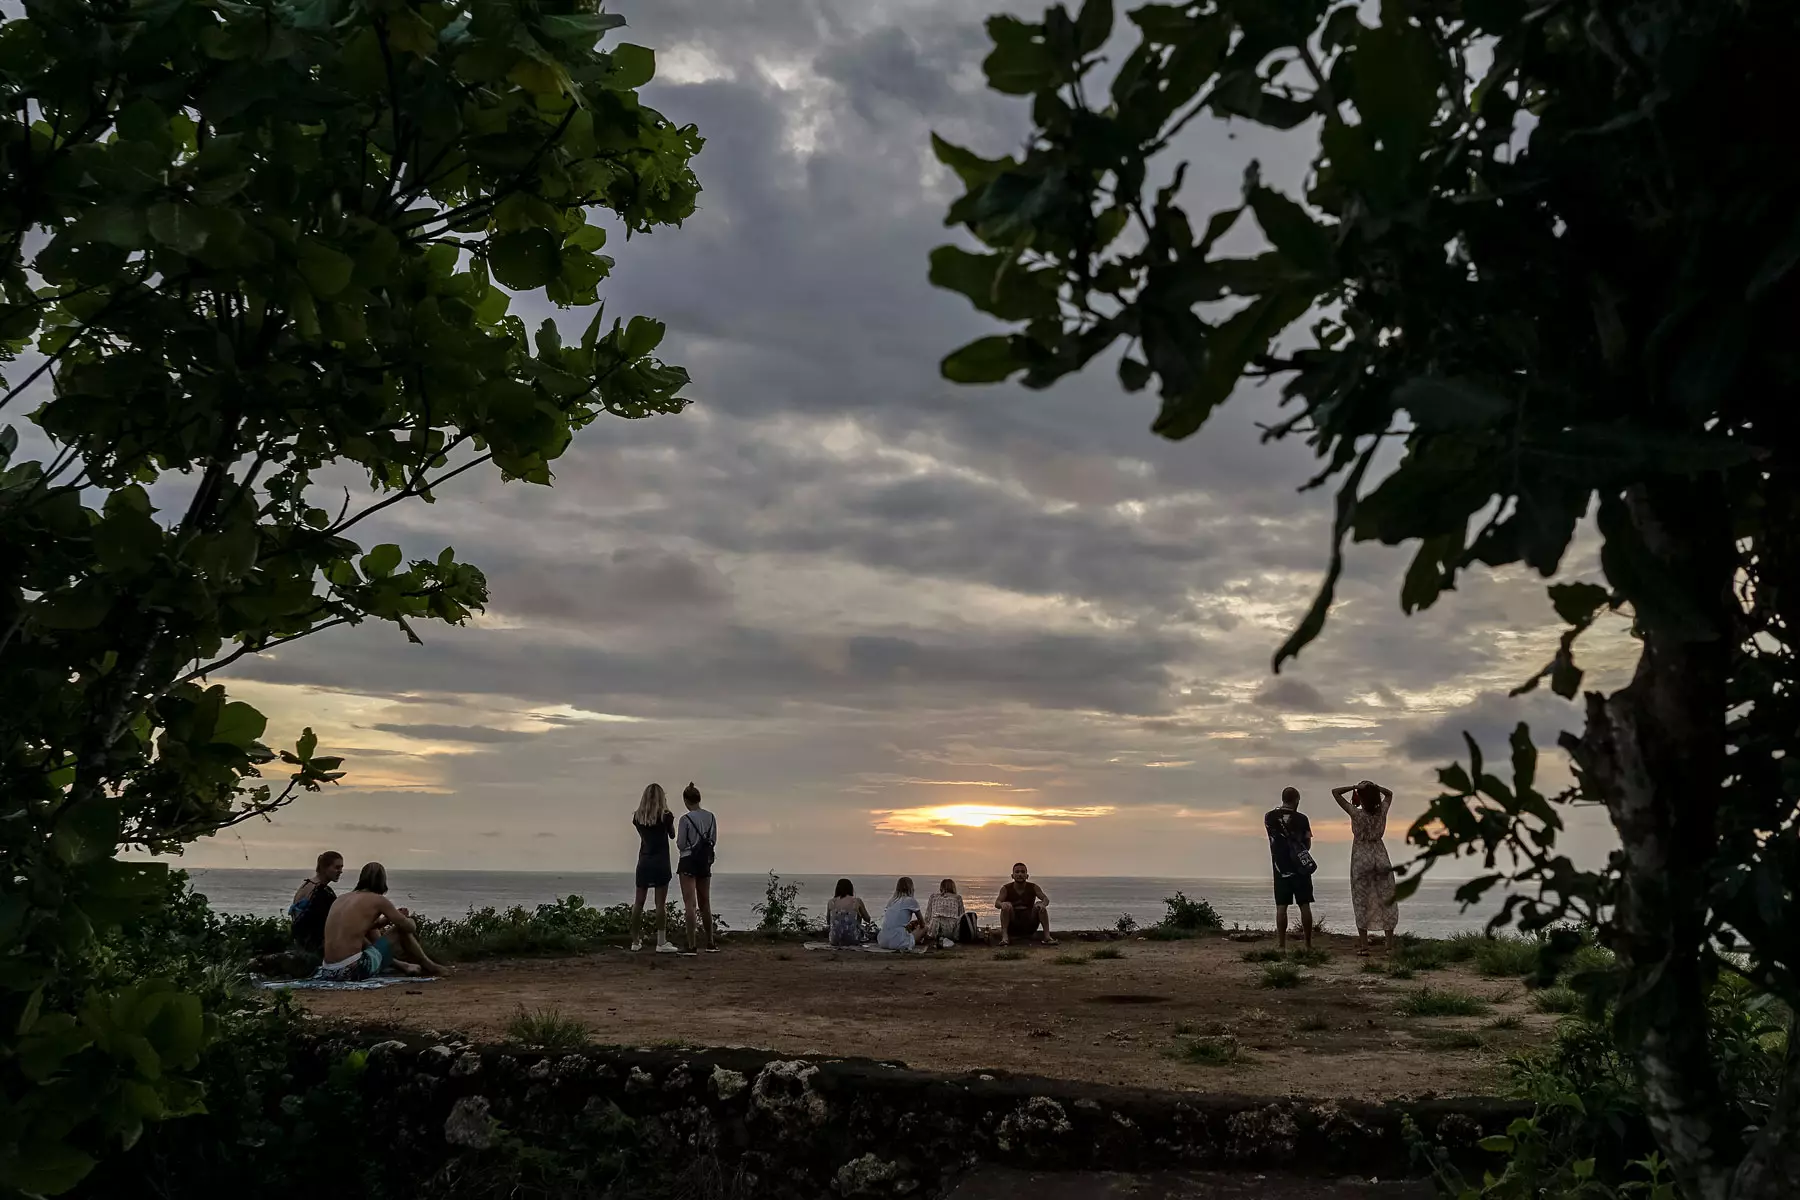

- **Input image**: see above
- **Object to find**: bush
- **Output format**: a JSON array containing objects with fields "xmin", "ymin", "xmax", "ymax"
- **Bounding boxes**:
[
  {"xmin": 1531, "ymin": 985, "xmax": 1583, "ymax": 1015},
  {"xmin": 1157, "ymin": 891, "xmax": 1221, "ymax": 933},
  {"xmin": 1398, "ymin": 987, "xmax": 1492, "ymax": 1017},
  {"xmin": 414, "ymin": 895, "xmax": 637, "ymax": 962},
  {"xmin": 751, "ymin": 871, "xmax": 812, "ymax": 934},
  {"xmin": 506, "ymin": 1007, "xmax": 591, "ymax": 1052},
  {"xmin": 1473, "ymin": 935, "xmax": 1544, "ymax": 979},
  {"xmin": 1260, "ymin": 963, "xmax": 1304, "ymax": 989},
  {"xmin": 1115, "ymin": 913, "xmax": 1139, "ymax": 934}
]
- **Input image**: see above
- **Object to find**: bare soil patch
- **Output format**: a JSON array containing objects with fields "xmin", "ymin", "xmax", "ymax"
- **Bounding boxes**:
[{"xmin": 297, "ymin": 932, "xmax": 1552, "ymax": 1098}]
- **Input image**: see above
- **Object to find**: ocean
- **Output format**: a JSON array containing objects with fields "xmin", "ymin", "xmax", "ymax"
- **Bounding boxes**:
[{"xmin": 188, "ymin": 868, "xmax": 1504, "ymax": 938}]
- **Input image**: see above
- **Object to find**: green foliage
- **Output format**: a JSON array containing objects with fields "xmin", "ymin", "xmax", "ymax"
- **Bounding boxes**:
[
  {"xmin": 750, "ymin": 871, "xmax": 812, "ymax": 935},
  {"xmin": 1114, "ymin": 912, "xmax": 1138, "ymax": 934},
  {"xmin": 0, "ymin": 0, "xmax": 702, "ymax": 1188},
  {"xmin": 505, "ymin": 1006, "xmax": 591, "ymax": 1052},
  {"xmin": 1288, "ymin": 947, "xmax": 1331, "ymax": 968},
  {"xmin": 1177, "ymin": 1034, "xmax": 1242, "ymax": 1066},
  {"xmin": 1532, "ymin": 986, "xmax": 1583, "ymax": 1016},
  {"xmin": 1398, "ymin": 987, "xmax": 1491, "ymax": 1018},
  {"xmin": 936, "ymin": 0, "xmax": 1800, "ymax": 1190},
  {"xmin": 416, "ymin": 895, "xmax": 641, "ymax": 963},
  {"xmin": 1053, "ymin": 952, "xmax": 1089, "ymax": 965},
  {"xmin": 1258, "ymin": 962, "xmax": 1303, "ymax": 989},
  {"xmin": 1090, "ymin": 945, "xmax": 1125, "ymax": 961},
  {"xmin": 993, "ymin": 948, "xmax": 1026, "ymax": 962},
  {"xmin": 1157, "ymin": 890, "xmax": 1221, "ymax": 932}
]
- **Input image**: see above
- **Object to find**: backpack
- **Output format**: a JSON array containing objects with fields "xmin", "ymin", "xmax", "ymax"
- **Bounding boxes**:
[{"xmin": 684, "ymin": 813, "xmax": 716, "ymax": 867}]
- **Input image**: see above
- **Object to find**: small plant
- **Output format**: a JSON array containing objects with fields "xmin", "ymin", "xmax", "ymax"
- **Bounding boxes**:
[
  {"xmin": 1398, "ymin": 987, "xmax": 1492, "ymax": 1017},
  {"xmin": 1115, "ymin": 912, "xmax": 1139, "ymax": 934},
  {"xmin": 751, "ymin": 871, "xmax": 811, "ymax": 935},
  {"xmin": 993, "ymin": 948, "xmax": 1026, "ymax": 961},
  {"xmin": 1054, "ymin": 952, "xmax": 1089, "ymax": 965},
  {"xmin": 1531, "ymin": 985, "xmax": 1583, "ymax": 1014},
  {"xmin": 1297, "ymin": 1015, "xmax": 1331, "ymax": 1032},
  {"xmin": 1090, "ymin": 946, "xmax": 1125, "ymax": 960},
  {"xmin": 1289, "ymin": 947, "xmax": 1332, "ymax": 967},
  {"xmin": 1241, "ymin": 947, "xmax": 1286, "ymax": 963},
  {"xmin": 1178, "ymin": 1034, "xmax": 1243, "ymax": 1066},
  {"xmin": 1260, "ymin": 962, "xmax": 1304, "ymax": 989},
  {"xmin": 506, "ymin": 1006, "xmax": 590, "ymax": 1052},
  {"xmin": 1473, "ymin": 935, "xmax": 1544, "ymax": 978},
  {"xmin": 1487, "ymin": 1015, "xmax": 1525, "ymax": 1031},
  {"xmin": 1159, "ymin": 891, "xmax": 1222, "ymax": 932},
  {"xmin": 1424, "ymin": 1029, "xmax": 1486, "ymax": 1051}
]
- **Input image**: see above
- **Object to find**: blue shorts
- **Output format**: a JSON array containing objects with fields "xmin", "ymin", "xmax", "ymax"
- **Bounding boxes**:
[{"xmin": 316, "ymin": 935, "xmax": 393, "ymax": 982}]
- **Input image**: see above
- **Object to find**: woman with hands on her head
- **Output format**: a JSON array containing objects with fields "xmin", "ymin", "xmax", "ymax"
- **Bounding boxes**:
[{"xmin": 1332, "ymin": 779, "xmax": 1399, "ymax": 956}]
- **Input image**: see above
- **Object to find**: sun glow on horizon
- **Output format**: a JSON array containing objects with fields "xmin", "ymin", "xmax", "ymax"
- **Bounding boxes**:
[{"xmin": 871, "ymin": 803, "xmax": 1117, "ymax": 837}]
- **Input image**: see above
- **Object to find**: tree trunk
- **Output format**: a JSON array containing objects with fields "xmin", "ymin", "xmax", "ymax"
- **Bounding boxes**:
[{"xmin": 1567, "ymin": 481, "xmax": 1739, "ymax": 1200}]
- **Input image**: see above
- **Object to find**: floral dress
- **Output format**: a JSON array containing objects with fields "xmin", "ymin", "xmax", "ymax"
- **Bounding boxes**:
[{"xmin": 1349, "ymin": 796, "xmax": 1400, "ymax": 933}]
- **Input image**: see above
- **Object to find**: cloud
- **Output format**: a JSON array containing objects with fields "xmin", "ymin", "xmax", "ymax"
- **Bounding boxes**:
[
  {"xmin": 872, "ymin": 804, "xmax": 1117, "ymax": 837},
  {"xmin": 1236, "ymin": 757, "xmax": 1331, "ymax": 779},
  {"xmin": 1397, "ymin": 691, "xmax": 1584, "ymax": 765},
  {"xmin": 334, "ymin": 823, "xmax": 402, "ymax": 834},
  {"xmin": 1252, "ymin": 679, "xmax": 1332, "ymax": 712},
  {"xmin": 368, "ymin": 723, "xmax": 537, "ymax": 744}
]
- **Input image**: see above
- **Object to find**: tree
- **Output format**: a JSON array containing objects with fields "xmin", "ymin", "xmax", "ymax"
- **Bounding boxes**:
[
  {"xmin": 0, "ymin": 0, "xmax": 700, "ymax": 1192},
  {"xmin": 931, "ymin": 1, "xmax": 1797, "ymax": 1197}
]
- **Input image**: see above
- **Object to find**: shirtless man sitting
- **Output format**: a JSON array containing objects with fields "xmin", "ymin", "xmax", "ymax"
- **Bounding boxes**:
[
  {"xmin": 318, "ymin": 861, "xmax": 449, "ymax": 980},
  {"xmin": 995, "ymin": 862, "xmax": 1056, "ymax": 947}
]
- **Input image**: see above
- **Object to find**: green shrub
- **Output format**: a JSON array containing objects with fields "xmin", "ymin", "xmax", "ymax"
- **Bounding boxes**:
[
  {"xmin": 1531, "ymin": 985, "xmax": 1583, "ymax": 1015},
  {"xmin": 415, "ymin": 895, "xmax": 637, "ymax": 962},
  {"xmin": 506, "ymin": 1006, "xmax": 591, "ymax": 1052},
  {"xmin": 751, "ymin": 871, "xmax": 812, "ymax": 934},
  {"xmin": 1473, "ymin": 936, "xmax": 1544, "ymax": 978},
  {"xmin": 1158, "ymin": 891, "xmax": 1222, "ymax": 932},
  {"xmin": 1488, "ymin": 1015, "xmax": 1526, "ymax": 1031},
  {"xmin": 1260, "ymin": 962, "xmax": 1304, "ymax": 989},
  {"xmin": 1177, "ymin": 1035, "xmax": 1243, "ymax": 1066},
  {"xmin": 1398, "ymin": 987, "xmax": 1492, "ymax": 1017},
  {"xmin": 1115, "ymin": 913, "xmax": 1139, "ymax": 934}
]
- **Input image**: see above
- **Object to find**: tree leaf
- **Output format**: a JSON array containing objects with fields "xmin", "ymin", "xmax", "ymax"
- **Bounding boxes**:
[
  {"xmin": 488, "ymin": 229, "xmax": 562, "ymax": 291},
  {"xmin": 1272, "ymin": 441, "xmax": 1376, "ymax": 671},
  {"xmin": 211, "ymin": 701, "xmax": 267, "ymax": 749},
  {"xmin": 146, "ymin": 202, "xmax": 210, "ymax": 254},
  {"xmin": 941, "ymin": 335, "xmax": 1024, "ymax": 384},
  {"xmin": 297, "ymin": 240, "xmax": 354, "ymax": 297},
  {"xmin": 1249, "ymin": 186, "xmax": 1333, "ymax": 274},
  {"xmin": 1548, "ymin": 581, "xmax": 1610, "ymax": 626},
  {"xmin": 1395, "ymin": 376, "xmax": 1512, "ymax": 432},
  {"xmin": 604, "ymin": 43, "xmax": 655, "ymax": 90}
]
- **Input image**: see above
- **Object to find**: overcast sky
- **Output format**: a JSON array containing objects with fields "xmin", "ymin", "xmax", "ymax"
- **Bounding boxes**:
[{"xmin": 165, "ymin": 0, "xmax": 1634, "ymax": 880}]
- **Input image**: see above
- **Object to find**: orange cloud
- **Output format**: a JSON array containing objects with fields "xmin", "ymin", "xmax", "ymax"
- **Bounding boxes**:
[{"xmin": 871, "ymin": 803, "xmax": 1116, "ymax": 837}]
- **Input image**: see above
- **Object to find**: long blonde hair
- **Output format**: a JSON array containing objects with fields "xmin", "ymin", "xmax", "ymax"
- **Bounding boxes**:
[
  {"xmin": 888, "ymin": 876, "xmax": 915, "ymax": 906},
  {"xmin": 634, "ymin": 783, "xmax": 668, "ymax": 826}
]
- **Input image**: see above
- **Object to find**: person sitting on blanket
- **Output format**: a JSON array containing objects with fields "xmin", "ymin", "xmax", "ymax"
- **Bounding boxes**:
[
  {"xmin": 318, "ymin": 862, "xmax": 449, "ymax": 980},
  {"xmin": 877, "ymin": 877, "xmax": 929, "ymax": 950},
  {"xmin": 923, "ymin": 879, "xmax": 977, "ymax": 946},
  {"xmin": 995, "ymin": 862, "xmax": 1056, "ymax": 946},
  {"xmin": 288, "ymin": 849, "xmax": 343, "ymax": 955},
  {"xmin": 826, "ymin": 878, "xmax": 872, "ymax": 947}
]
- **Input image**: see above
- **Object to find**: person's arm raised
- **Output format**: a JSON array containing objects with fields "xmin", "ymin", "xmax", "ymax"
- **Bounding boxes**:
[{"xmin": 1330, "ymin": 786, "xmax": 1356, "ymax": 815}]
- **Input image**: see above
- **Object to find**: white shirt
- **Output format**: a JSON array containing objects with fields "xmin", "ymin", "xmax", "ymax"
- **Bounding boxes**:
[{"xmin": 677, "ymin": 808, "xmax": 717, "ymax": 854}]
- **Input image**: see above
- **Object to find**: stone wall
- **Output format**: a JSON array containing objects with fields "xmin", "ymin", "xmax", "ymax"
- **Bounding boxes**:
[{"xmin": 305, "ymin": 1027, "xmax": 1525, "ymax": 1197}]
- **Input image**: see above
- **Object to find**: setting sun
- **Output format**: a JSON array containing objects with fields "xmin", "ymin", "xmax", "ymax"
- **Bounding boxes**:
[{"xmin": 871, "ymin": 804, "xmax": 1117, "ymax": 837}]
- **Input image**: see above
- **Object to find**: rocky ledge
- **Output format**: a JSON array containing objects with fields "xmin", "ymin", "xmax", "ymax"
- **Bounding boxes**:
[{"xmin": 308, "ymin": 1028, "xmax": 1524, "ymax": 1197}]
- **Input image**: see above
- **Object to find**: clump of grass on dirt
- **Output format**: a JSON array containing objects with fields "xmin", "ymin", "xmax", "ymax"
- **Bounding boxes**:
[
  {"xmin": 1531, "ymin": 984, "xmax": 1583, "ymax": 1014},
  {"xmin": 1487, "ymin": 1015, "xmax": 1525, "ymax": 1031},
  {"xmin": 506, "ymin": 1006, "xmax": 590, "ymax": 1051},
  {"xmin": 1423, "ymin": 1029, "xmax": 1487, "ymax": 1051},
  {"xmin": 1177, "ymin": 1034, "xmax": 1243, "ymax": 1066},
  {"xmin": 1473, "ymin": 935, "xmax": 1544, "ymax": 978},
  {"xmin": 993, "ymin": 948, "xmax": 1026, "ymax": 961},
  {"xmin": 1053, "ymin": 952, "xmax": 1089, "ymax": 966},
  {"xmin": 1297, "ymin": 1015, "xmax": 1331, "ymax": 1032},
  {"xmin": 1398, "ymin": 987, "xmax": 1492, "ymax": 1017},
  {"xmin": 1288, "ymin": 947, "xmax": 1332, "ymax": 967},
  {"xmin": 1090, "ymin": 946, "xmax": 1125, "ymax": 960},
  {"xmin": 1365, "ymin": 960, "xmax": 1416, "ymax": 979},
  {"xmin": 1241, "ymin": 947, "xmax": 1286, "ymax": 963},
  {"xmin": 1259, "ymin": 962, "xmax": 1304, "ymax": 989}
]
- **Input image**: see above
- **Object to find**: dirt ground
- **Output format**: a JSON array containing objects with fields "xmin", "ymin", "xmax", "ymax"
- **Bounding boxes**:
[{"xmin": 298, "ymin": 932, "xmax": 1555, "ymax": 1099}]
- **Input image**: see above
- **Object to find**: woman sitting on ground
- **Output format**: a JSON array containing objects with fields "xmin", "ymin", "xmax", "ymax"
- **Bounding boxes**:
[
  {"xmin": 923, "ymin": 878, "xmax": 975, "ymax": 945},
  {"xmin": 877, "ymin": 877, "xmax": 929, "ymax": 950},
  {"xmin": 826, "ymin": 878, "xmax": 872, "ymax": 947}
]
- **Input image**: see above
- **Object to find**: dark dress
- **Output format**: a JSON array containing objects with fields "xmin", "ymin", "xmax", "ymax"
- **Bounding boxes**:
[{"xmin": 634, "ymin": 812, "xmax": 675, "ymax": 888}]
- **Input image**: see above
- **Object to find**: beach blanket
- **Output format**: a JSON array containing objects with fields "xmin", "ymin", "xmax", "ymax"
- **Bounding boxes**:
[
  {"xmin": 801, "ymin": 942, "xmax": 925, "ymax": 954},
  {"xmin": 258, "ymin": 975, "xmax": 440, "ymax": 991}
]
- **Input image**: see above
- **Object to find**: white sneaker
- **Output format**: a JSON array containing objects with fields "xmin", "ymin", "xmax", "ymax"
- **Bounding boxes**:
[
  {"xmin": 631, "ymin": 940, "xmax": 644, "ymax": 952},
  {"xmin": 655, "ymin": 940, "xmax": 681, "ymax": 954}
]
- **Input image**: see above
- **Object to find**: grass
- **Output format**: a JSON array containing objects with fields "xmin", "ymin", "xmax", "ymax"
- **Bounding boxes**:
[
  {"xmin": 1241, "ymin": 947, "xmax": 1287, "ymax": 963},
  {"xmin": 1423, "ymin": 1029, "xmax": 1487, "ymax": 1051},
  {"xmin": 1053, "ymin": 952, "xmax": 1089, "ymax": 966},
  {"xmin": 993, "ymin": 948, "xmax": 1026, "ymax": 961},
  {"xmin": 1288, "ymin": 947, "xmax": 1332, "ymax": 967},
  {"xmin": 1259, "ymin": 962, "xmax": 1304, "ymax": 989},
  {"xmin": 1473, "ymin": 936, "xmax": 1544, "ymax": 978},
  {"xmin": 1397, "ymin": 987, "xmax": 1492, "ymax": 1017},
  {"xmin": 1487, "ymin": 1015, "xmax": 1525, "ymax": 1031},
  {"xmin": 1177, "ymin": 1035, "xmax": 1243, "ymax": 1066},
  {"xmin": 1365, "ymin": 960, "xmax": 1416, "ymax": 979},
  {"xmin": 1089, "ymin": 946, "xmax": 1126, "ymax": 960},
  {"xmin": 1243, "ymin": 946, "xmax": 1330, "ymax": 966},
  {"xmin": 1297, "ymin": 1015, "xmax": 1331, "ymax": 1032},
  {"xmin": 1531, "ymin": 984, "xmax": 1584, "ymax": 1014},
  {"xmin": 505, "ymin": 1006, "xmax": 590, "ymax": 1052}
]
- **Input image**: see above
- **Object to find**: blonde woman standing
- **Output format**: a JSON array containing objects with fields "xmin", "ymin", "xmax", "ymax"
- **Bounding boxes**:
[{"xmin": 631, "ymin": 783, "xmax": 680, "ymax": 953}]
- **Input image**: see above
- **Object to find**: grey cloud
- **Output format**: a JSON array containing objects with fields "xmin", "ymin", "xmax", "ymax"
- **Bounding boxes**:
[
  {"xmin": 1252, "ymin": 679, "xmax": 1332, "ymax": 712},
  {"xmin": 335, "ymin": 822, "xmax": 402, "ymax": 834},
  {"xmin": 1237, "ymin": 757, "xmax": 1330, "ymax": 779},
  {"xmin": 368, "ymin": 723, "xmax": 536, "ymax": 744},
  {"xmin": 1397, "ymin": 691, "xmax": 1583, "ymax": 765}
]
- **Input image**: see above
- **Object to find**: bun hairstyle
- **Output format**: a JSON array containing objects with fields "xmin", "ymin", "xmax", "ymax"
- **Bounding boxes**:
[
  {"xmin": 682, "ymin": 782, "xmax": 702, "ymax": 807},
  {"xmin": 1355, "ymin": 781, "xmax": 1382, "ymax": 812}
]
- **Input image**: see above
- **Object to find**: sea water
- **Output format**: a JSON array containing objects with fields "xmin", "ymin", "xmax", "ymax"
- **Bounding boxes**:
[{"xmin": 189, "ymin": 868, "xmax": 1504, "ymax": 938}]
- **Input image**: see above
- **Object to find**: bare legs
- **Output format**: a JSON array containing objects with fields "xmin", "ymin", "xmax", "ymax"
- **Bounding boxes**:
[
  {"xmin": 387, "ymin": 925, "xmax": 448, "ymax": 976},
  {"xmin": 1299, "ymin": 903, "xmax": 1313, "ymax": 950},
  {"xmin": 679, "ymin": 874, "xmax": 716, "ymax": 951},
  {"xmin": 1277, "ymin": 904, "xmax": 1314, "ymax": 952},
  {"xmin": 996, "ymin": 902, "xmax": 1054, "ymax": 946},
  {"xmin": 631, "ymin": 885, "xmax": 670, "ymax": 948}
]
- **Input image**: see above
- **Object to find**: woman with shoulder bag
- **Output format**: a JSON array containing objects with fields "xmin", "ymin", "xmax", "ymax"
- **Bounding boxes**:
[{"xmin": 675, "ymin": 782, "xmax": 719, "ymax": 954}]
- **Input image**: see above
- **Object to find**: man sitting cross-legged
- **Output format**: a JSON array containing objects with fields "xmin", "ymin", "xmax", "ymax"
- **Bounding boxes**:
[
  {"xmin": 995, "ymin": 862, "xmax": 1056, "ymax": 946},
  {"xmin": 318, "ymin": 861, "xmax": 450, "ymax": 980}
]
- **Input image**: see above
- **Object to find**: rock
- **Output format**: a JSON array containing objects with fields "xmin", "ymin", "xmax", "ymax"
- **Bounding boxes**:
[
  {"xmin": 443, "ymin": 1096, "xmax": 493, "ymax": 1150},
  {"xmin": 1225, "ymin": 1103, "xmax": 1300, "ymax": 1162},
  {"xmin": 526, "ymin": 1059, "xmax": 551, "ymax": 1080},
  {"xmin": 833, "ymin": 1153, "xmax": 917, "ymax": 1196},
  {"xmin": 750, "ymin": 1060, "xmax": 828, "ymax": 1132},
  {"xmin": 710, "ymin": 1065, "xmax": 749, "ymax": 1101},
  {"xmin": 367, "ymin": 1039, "xmax": 408, "ymax": 1057},
  {"xmin": 450, "ymin": 1052, "xmax": 482, "ymax": 1078},
  {"xmin": 626, "ymin": 1066, "xmax": 655, "ymax": 1093},
  {"xmin": 996, "ymin": 1096, "xmax": 1073, "ymax": 1152}
]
